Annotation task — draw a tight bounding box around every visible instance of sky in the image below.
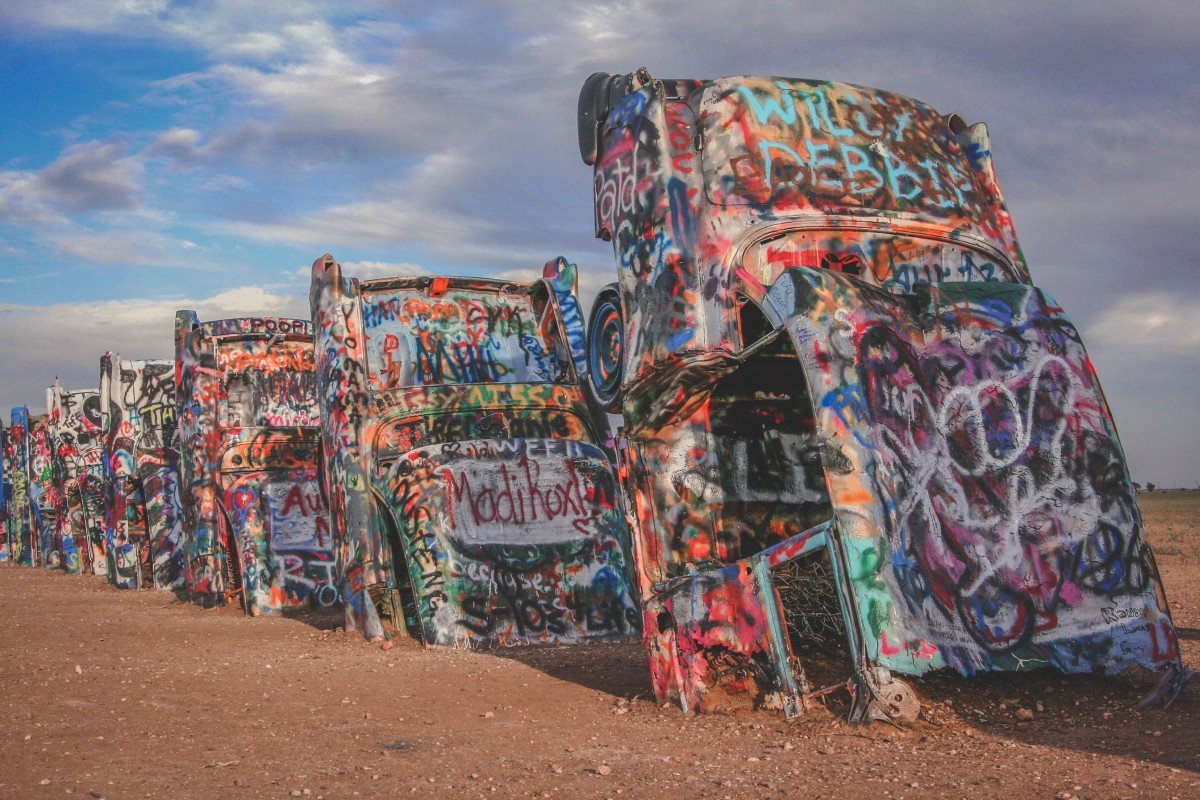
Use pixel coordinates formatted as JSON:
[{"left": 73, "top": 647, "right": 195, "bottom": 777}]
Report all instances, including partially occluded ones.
[{"left": 0, "top": 1, "right": 1196, "bottom": 488}]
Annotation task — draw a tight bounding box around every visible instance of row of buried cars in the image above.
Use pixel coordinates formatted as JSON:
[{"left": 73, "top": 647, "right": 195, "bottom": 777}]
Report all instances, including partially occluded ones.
[
  {"left": 1, "top": 261, "right": 634, "bottom": 644},
  {"left": 0, "top": 71, "right": 1191, "bottom": 722}
]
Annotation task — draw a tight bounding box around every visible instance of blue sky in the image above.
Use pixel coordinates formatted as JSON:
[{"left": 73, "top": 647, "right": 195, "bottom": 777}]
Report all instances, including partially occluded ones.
[{"left": 0, "top": 1, "right": 1197, "bottom": 487}]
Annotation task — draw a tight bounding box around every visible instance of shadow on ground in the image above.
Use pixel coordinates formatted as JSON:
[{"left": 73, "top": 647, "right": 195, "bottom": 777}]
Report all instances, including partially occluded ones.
[
  {"left": 911, "top": 665, "right": 1199, "bottom": 773},
  {"left": 487, "top": 638, "right": 653, "bottom": 699}
]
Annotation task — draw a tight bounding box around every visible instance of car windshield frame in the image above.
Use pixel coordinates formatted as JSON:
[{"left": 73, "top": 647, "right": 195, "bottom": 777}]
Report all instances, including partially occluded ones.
[{"left": 357, "top": 279, "right": 577, "bottom": 392}]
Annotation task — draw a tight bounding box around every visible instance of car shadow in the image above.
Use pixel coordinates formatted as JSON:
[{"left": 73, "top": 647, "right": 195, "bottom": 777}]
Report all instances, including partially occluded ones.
[
  {"left": 911, "top": 664, "right": 1199, "bottom": 773},
  {"left": 487, "top": 638, "right": 653, "bottom": 700}
]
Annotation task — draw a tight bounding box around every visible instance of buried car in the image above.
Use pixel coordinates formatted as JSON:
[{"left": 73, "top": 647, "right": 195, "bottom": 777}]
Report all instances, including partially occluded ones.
[
  {"left": 577, "top": 70, "right": 1189, "bottom": 721},
  {"left": 310, "top": 254, "right": 638, "bottom": 647},
  {"left": 3, "top": 408, "right": 34, "bottom": 566},
  {"left": 48, "top": 382, "right": 106, "bottom": 575},
  {"left": 0, "top": 420, "right": 6, "bottom": 562},
  {"left": 27, "top": 412, "right": 59, "bottom": 569},
  {"left": 99, "top": 354, "right": 186, "bottom": 590},
  {"left": 175, "top": 313, "right": 335, "bottom": 615}
]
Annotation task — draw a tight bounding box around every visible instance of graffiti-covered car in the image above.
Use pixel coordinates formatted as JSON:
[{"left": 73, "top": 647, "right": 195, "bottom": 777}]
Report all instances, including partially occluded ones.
[
  {"left": 175, "top": 313, "right": 335, "bottom": 616},
  {"left": 310, "top": 254, "right": 638, "bottom": 647},
  {"left": 3, "top": 409, "right": 34, "bottom": 565},
  {"left": 99, "top": 354, "right": 186, "bottom": 590},
  {"left": 48, "top": 382, "right": 106, "bottom": 574},
  {"left": 27, "top": 413, "right": 59, "bottom": 568},
  {"left": 0, "top": 419, "right": 7, "bottom": 562},
  {"left": 577, "top": 70, "right": 1188, "bottom": 720}
]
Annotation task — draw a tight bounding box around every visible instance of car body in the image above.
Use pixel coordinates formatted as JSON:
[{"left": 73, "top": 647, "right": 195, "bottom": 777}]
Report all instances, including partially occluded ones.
[
  {"left": 99, "top": 354, "right": 186, "bottom": 590},
  {"left": 3, "top": 408, "right": 34, "bottom": 566},
  {"left": 578, "top": 70, "right": 1186, "bottom": 720},
  {"left": 47, "top": 383, "right": 106, "bottom": 575},
  {"left": 175, "top": 313, "right": 334, "bottom": 615},
  {"left": 310, "top": 254, "right": 638, "bottom": 647},
  {"left": 0, "top": 420, "right": 7, "bottom": 562},
  {"left": 27, "top": 413, "right": 59, "bottom": 568}
]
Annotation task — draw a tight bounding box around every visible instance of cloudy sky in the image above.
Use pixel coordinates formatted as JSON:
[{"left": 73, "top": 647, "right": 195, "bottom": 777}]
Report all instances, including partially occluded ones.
[{"left": 0, "top": 1, "right": 1196, "bottom": 487}]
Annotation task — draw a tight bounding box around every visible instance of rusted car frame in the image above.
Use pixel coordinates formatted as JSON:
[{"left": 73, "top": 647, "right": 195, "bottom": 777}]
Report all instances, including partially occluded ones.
[
  {"left": 310, "top": 254, "right": 638, "bottom": 647},
  {"left": 578, "top": 70, "right": 1189, "bottom": 720},
  {"left": 175, "top": 313, "right": 334, "bottom": 615}
]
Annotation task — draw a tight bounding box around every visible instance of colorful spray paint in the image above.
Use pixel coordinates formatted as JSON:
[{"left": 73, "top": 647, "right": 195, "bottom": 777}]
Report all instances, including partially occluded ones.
[
  {"left": 47, "top": 382, "right": 106, "bottom": 575},
  {"left": 764, "top": 272, "right": 1177, "bottom": 678},
  {"left": 577, "top": 70, "right": 1187, "bottom": 720},
  {"left": 27, "top": 414, "right": 60, "bottom": 568},
  {"left": 175, "top": 313, "right": 333, "bottom": 616},
  {"left": 310, "top": 255, "right": 637, "bottom": 647},
  {"left": 99, "top": 354, "right": 185, "bottom": 590},
  {"left": 5, "top": 408, "right": 35, "bottom": 566},
  {"left": 0, "top": 420, "right": 7, "bottom": 562}
]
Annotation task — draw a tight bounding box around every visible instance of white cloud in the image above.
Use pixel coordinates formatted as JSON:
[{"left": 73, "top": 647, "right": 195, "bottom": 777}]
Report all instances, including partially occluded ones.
[
  {"left": 340, "top": 260, "right": 430, "bottom": 278},
  {"left": 495, "top": 262, "right": 613, "bottom": 314},
  {"left": 145, "top": 127, "right": 204, "bottom": 162},
  {"left": 0, "top": 141, "right": 142, "bottom": 220},
  {"left": 1, "top": 0, "right": 1198, "bottom": 484},
  {"left": 224, "top": 191, "right": 492, "bottom": 250},
  {"left": 52, "top": 228, "right": 167, "bottom": 265},
  {"left": 0, "top": 283, "right": 308, "bottom": 412},
  {"left": 1087, "top": 293, "right": 1200, "bottom": 359},
  {"left": 0, "top": 0, "right": 171, "bottom": 34},
  {"left": 294, "top": 259, "right": 430, "bottom": 279},
  {"left": 1083, "top": 293, "right": 1200, "bottom": 488}
]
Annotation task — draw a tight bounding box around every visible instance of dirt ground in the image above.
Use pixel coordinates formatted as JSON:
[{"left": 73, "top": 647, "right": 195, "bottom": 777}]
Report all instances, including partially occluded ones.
[{"left": 1, "top": 492, "right": 1196, "bottom": 800}]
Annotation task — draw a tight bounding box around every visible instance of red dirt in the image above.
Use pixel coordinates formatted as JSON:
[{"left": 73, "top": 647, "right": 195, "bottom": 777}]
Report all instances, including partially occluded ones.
[{"left": 0, "top": 491, "right": 1196, "bottom": 800}]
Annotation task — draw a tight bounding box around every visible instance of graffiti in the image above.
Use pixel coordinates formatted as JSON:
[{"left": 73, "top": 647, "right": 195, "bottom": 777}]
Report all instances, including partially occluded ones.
[
  {"left": 542, "top": 257, "right": 589, "bottom": 376},
  {"left": 48, "top": 384, "right": 106, "bottom": 575},
  {"left": 99, "top": 354, "right": 185, "bottom": 590},
  {"left": 310, "top": 256, "right": 635, "bottom": 647},
  {"left": 27, "top": 414, "right": 60, "bottom": 568},
  {"left": 3, "top": 409, "right": 34, "bottom": 565},
  {"left": 141, "top": 459, "right": 185, "bottom": 590},
  {"left": 265, "top": 481, "right": 329, "bottom": 549},
  {"left": 443, "top": 447, "right": 597, "bottom": 542},
  {"left": 738, "top": 229, "right": 1013, "bottom": 296},
  {"left": 386, "top": 438, "right": 636, "bottom": 646},
  {"left": 579, "top": 70, "right": 1184, "bottom": 720},
  {"left": 767, "top": 270, "right": 1178, "bottom": 677},
  {"left": 362, "top": 289, "right": 566, "bottom": 390},
  {"left": 176, "top": 311, "right": 332, "bottom": 616},
  {"left": 0, "top": 424, "right": 7, "bottom": 563},
  {"left": 585, "top": 73, "right": 1028, "bottom": 393},
  {"left": 218, "top": 339, "right": 319, "bottom": 429},
  {"left": 713, "top": 80, "right": 989, "bottom": 216},
  {"left": 218, "top": 466, "right": 337, "bottom": 613}
]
